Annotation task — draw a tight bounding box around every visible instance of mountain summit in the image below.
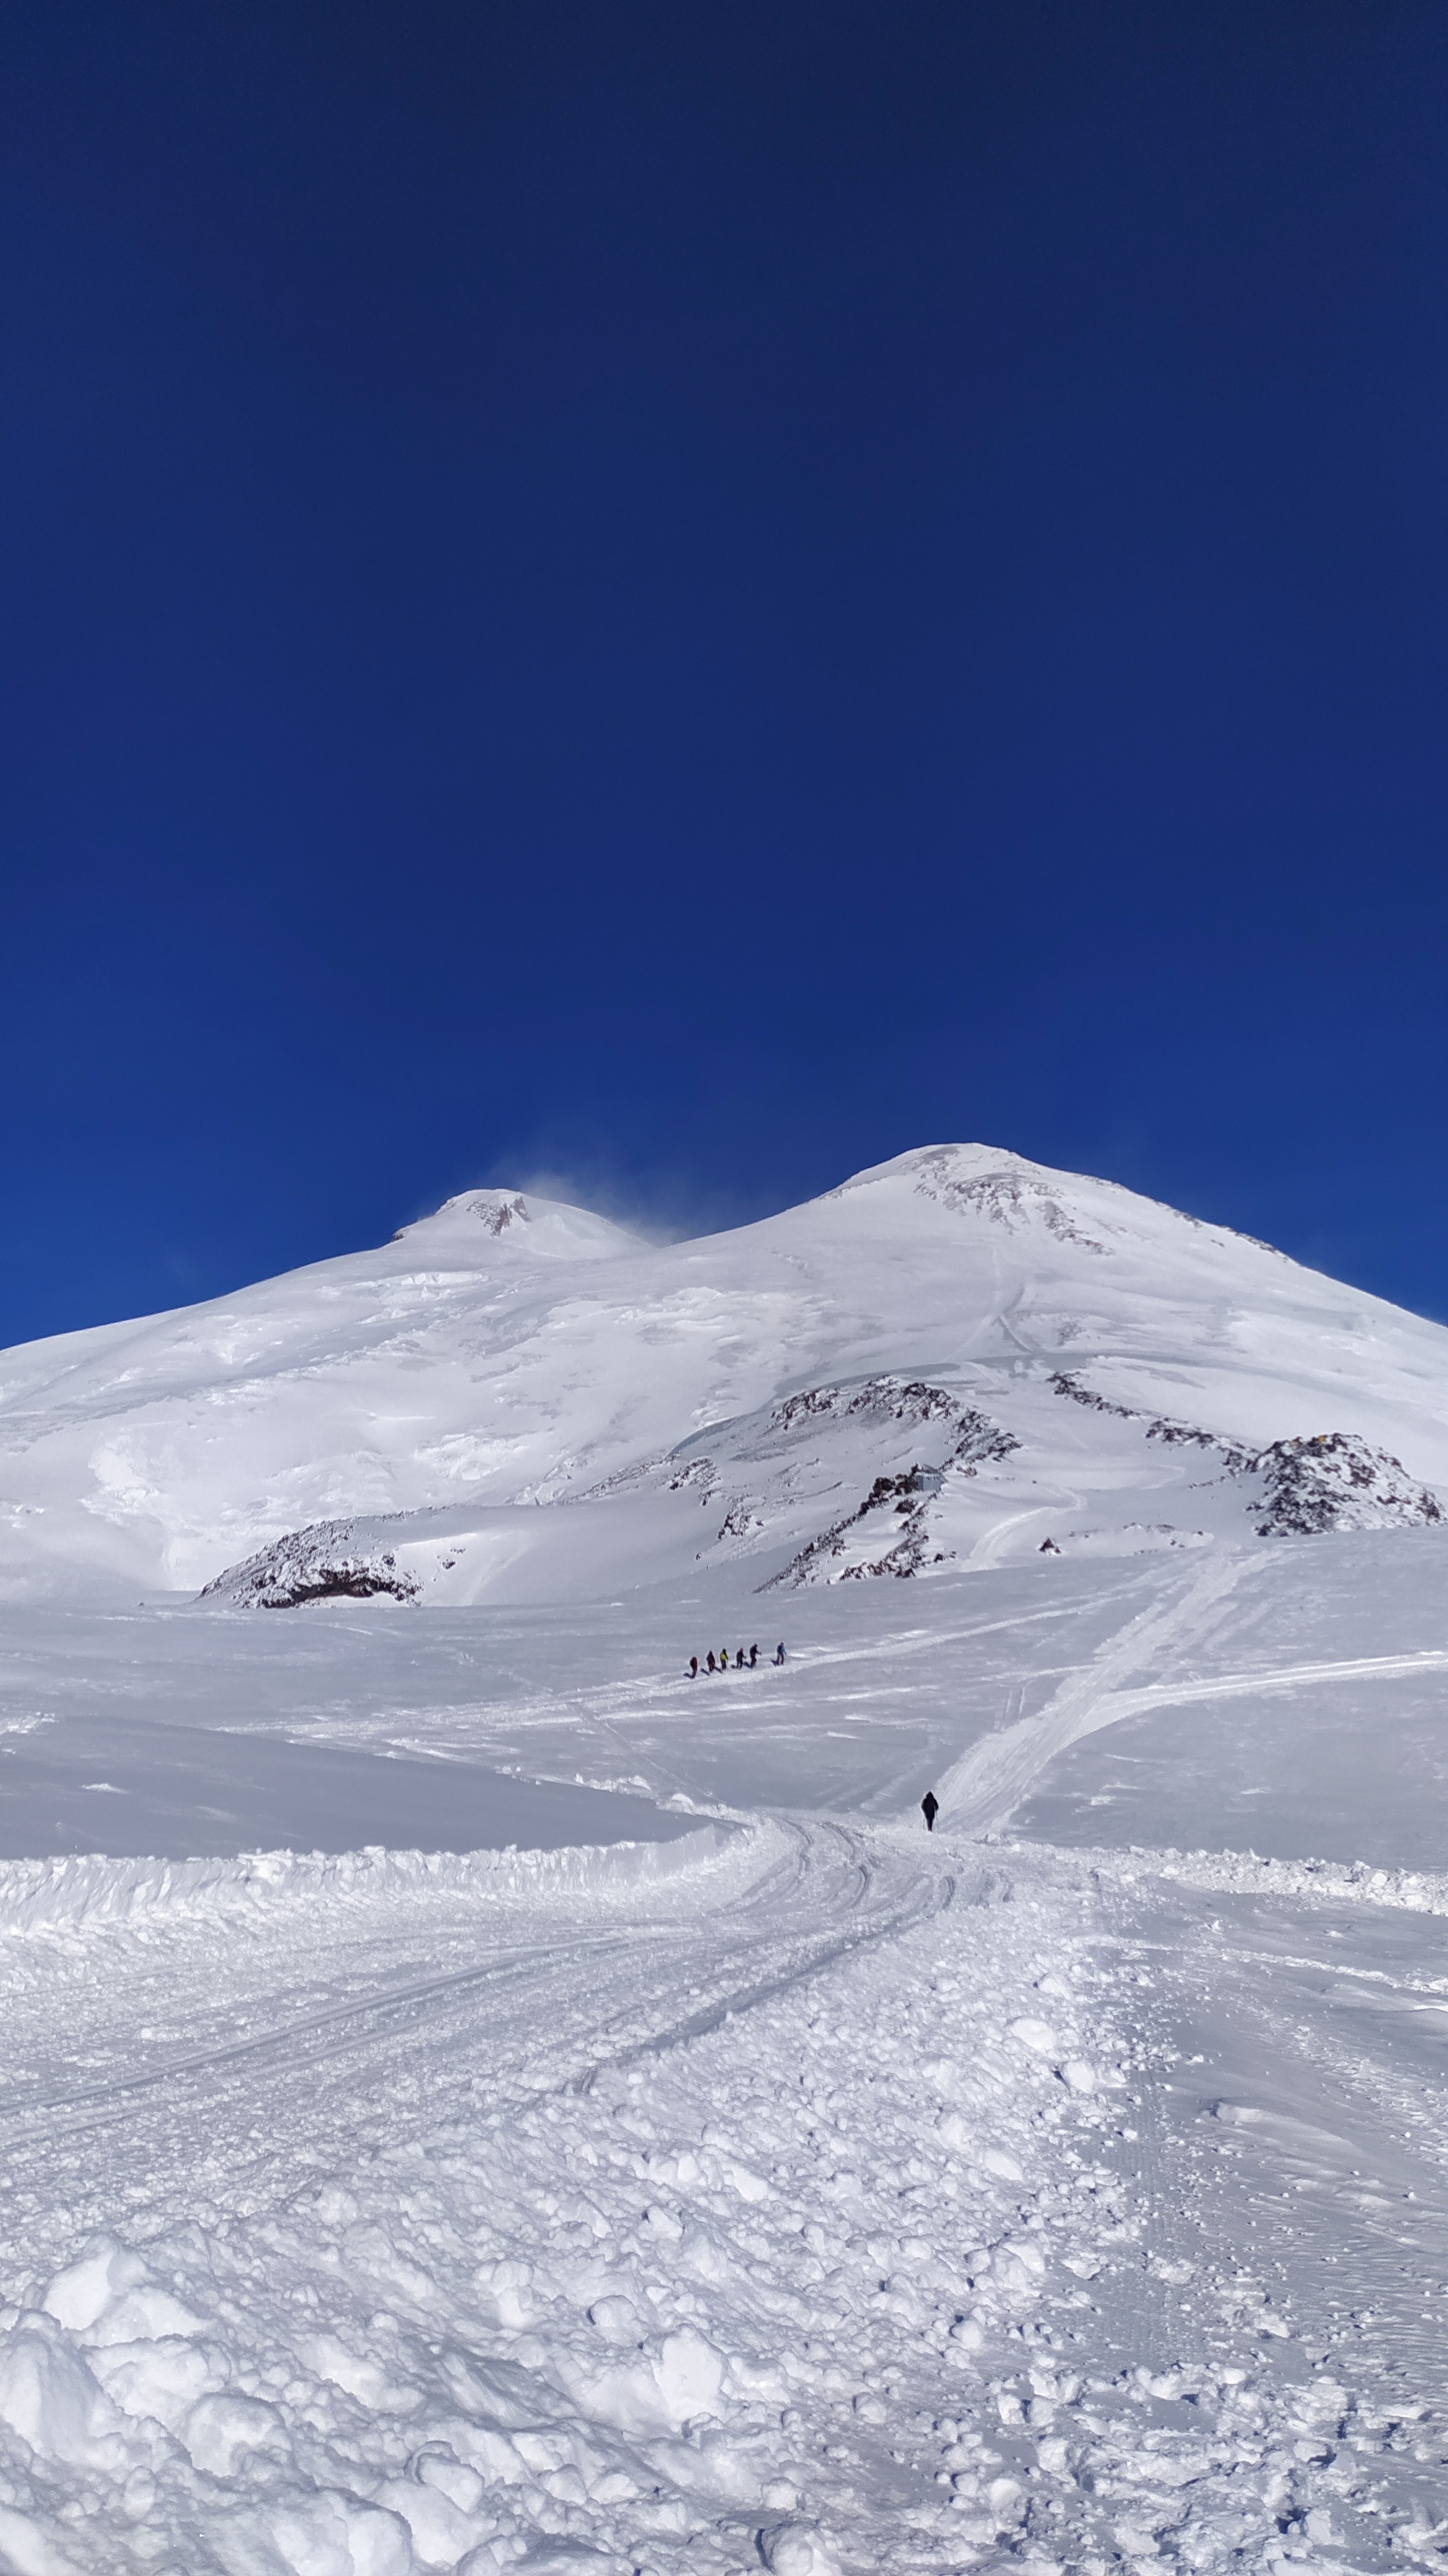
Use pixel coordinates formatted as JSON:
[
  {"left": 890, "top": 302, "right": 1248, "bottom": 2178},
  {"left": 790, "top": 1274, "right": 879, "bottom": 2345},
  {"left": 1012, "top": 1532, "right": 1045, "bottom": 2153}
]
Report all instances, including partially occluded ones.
[{"left": 1, "top": 1144, "right": 1444, "bottom": 1601}]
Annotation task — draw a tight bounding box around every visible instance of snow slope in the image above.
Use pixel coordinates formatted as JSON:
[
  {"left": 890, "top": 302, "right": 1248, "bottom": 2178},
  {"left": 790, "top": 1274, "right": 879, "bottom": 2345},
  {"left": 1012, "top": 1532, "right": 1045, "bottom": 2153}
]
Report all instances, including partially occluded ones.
[
  {"left": 3, "top": 1143, "right": 1447, "bottom": 1603},
  {"left": 2, "top": 1148, "right": 1448, "bottom": 2571}
]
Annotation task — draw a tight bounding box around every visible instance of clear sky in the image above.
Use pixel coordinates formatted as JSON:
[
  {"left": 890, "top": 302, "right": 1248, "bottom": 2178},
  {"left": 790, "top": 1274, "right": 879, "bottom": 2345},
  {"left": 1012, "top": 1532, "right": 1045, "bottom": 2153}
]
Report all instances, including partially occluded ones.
[{"left": 5, "top": 1, "right": 1448, "bottom": 1343}]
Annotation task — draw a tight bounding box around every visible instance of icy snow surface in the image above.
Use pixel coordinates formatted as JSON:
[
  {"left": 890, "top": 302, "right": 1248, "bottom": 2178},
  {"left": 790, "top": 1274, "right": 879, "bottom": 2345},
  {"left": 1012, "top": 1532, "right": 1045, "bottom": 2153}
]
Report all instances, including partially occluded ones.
[{"left": 1, "top": 1146, "right": 1447, "bottom": 2570}]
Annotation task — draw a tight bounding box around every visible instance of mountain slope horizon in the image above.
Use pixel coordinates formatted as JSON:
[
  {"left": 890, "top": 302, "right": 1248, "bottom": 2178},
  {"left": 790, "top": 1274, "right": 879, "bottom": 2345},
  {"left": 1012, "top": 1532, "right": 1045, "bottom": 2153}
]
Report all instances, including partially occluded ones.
[{"left": 2, "top": 1141, "right": 1445, "bottom": 1602}]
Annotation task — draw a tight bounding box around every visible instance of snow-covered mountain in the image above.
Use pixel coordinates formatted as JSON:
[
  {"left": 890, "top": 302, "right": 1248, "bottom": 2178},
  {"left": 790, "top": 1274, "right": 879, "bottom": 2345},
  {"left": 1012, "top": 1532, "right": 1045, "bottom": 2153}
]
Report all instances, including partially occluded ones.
[
  {"left": 2, "top": 1141, "right": 1445, "bottom": 1604},
  {"left": 7, "top": 1147, "right": 1448, "bottom": 2576}
]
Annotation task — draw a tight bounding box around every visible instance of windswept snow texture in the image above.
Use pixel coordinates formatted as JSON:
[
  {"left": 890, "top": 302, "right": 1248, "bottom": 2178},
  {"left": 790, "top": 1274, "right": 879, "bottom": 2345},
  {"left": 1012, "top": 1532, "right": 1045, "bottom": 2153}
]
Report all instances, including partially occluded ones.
[{"left": 2, "top": 1148, "right": 1448, "bottom": 2570}]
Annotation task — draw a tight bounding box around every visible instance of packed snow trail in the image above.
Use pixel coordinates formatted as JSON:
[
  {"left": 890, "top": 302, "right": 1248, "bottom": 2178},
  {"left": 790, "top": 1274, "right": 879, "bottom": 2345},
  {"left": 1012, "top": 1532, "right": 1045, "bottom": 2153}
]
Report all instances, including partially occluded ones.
[
  {"left": 0, "top": 1823, "right": 948, "bottom": 2230},
  {"left": 4, "top": 1810, "right": 1443, "bottom": 2573},
  {"left": 935, "top": 1553, "right": 1246, "bottom": 1834},
  {"left": 0, "top": 1820, "right": 1001, "bottom": 2574}
]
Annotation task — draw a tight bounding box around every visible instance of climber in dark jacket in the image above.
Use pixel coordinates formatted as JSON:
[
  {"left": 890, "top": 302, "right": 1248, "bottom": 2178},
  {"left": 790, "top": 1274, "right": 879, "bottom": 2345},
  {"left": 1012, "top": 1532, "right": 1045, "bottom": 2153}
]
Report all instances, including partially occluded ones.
[
  {"left": 706, "top": 1650, "right": 716, "bottom": 1672},
  {"left": 749, "top": 1643, "right": 758, "bottom": 1668},
  {"left": 689, "top": 1655, "right": 698, "bottom": 1678},
  {"left": 774, "top": 1642, "right": 786, "bottom": 1665},
  {"left": 921, "top": 1790, "right": 939, "bottom": 1832}
]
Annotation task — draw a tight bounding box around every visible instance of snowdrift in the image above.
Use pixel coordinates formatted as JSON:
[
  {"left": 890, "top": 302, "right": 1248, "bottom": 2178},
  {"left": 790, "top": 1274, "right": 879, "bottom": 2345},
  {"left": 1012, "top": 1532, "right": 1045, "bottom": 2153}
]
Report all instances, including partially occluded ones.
[{"left": 0, "top": 1819, "right": 746, "bottom": 1940}]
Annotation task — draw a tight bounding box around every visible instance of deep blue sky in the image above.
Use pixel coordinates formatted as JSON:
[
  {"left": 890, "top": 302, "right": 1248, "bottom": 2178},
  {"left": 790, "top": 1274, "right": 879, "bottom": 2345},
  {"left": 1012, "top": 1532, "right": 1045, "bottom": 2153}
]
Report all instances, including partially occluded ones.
[{"left": 5, "top": 1, "right": 1448, "bottom": 1341}]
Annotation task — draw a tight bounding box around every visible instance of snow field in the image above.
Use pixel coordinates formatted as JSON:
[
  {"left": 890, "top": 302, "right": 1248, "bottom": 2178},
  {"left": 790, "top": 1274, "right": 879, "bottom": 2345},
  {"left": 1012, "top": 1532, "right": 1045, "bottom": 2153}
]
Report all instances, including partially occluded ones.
[
  {"left": 3, "top": 1806, "right": 1441, "bottom": 2571},
  {"left": 1071, "top": 1861, "right": 1448, "bottom": 2570},
  {"left": 3, "top": 1148, "right": 1448, "bottom": 2568},
  {"left": 0, "top": 1823, "right": 1177, "bottom": 2573},
  {"left": 0, "top": 1818, "right": 1000, "bottom": 2571}
]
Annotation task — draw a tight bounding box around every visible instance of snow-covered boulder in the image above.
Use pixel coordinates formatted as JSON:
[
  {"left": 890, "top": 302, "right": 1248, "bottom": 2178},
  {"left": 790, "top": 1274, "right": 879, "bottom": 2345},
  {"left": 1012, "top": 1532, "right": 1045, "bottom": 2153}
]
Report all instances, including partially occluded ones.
[{"left": 200, "top": 1519, "right": 420, "bottom": 1607}]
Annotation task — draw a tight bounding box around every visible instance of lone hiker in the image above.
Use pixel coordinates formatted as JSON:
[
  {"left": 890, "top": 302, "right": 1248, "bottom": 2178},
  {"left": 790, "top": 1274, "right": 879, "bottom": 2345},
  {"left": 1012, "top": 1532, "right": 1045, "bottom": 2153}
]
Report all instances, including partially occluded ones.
[{"left": 921, "top": 1790, "right": 939, "bottom": 1832}]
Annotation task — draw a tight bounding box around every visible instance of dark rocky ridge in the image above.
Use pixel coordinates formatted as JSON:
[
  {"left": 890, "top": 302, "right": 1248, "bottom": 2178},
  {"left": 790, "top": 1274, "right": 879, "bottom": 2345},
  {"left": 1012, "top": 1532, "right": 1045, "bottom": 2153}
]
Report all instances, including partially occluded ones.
[{"left": 1049, "top": 1373, "right": 1441, "bottom": 1537}]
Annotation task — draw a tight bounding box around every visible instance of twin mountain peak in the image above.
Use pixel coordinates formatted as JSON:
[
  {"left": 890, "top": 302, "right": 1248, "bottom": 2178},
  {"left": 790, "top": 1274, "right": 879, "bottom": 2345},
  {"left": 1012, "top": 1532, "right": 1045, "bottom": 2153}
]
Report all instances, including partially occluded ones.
[{"left": 3, "top": 1144, "right": 1444, "bottom": 1604}]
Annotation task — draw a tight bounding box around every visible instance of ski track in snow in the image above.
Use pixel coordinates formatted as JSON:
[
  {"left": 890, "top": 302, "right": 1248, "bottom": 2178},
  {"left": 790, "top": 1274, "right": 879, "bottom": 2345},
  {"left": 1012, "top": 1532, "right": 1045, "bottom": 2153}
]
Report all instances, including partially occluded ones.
[{"left": 935, "top": 1555, "right": 1249, "bottom": 1834}]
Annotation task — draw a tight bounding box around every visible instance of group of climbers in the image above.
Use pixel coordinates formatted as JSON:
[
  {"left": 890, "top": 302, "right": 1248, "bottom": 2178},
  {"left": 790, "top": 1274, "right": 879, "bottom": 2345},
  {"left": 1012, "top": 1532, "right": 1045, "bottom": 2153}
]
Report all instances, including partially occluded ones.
[
  {"left": 680, "top": 1642, "right": 940, "bottom": 1831},
  {"left": 687, "top": 1642, "right": 786, "bottom": 1676}
]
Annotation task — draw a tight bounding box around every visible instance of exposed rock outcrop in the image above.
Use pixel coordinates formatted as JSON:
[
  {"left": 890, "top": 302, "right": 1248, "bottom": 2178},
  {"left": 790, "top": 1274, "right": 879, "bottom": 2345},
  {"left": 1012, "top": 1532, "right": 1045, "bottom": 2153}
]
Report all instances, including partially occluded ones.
[
  {"left": 1251, "top": 1433, "right": 1443, "bottom": 1537},
  {"left": 200, "top": 1521, "right": 420, "bottom": 1608}
]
